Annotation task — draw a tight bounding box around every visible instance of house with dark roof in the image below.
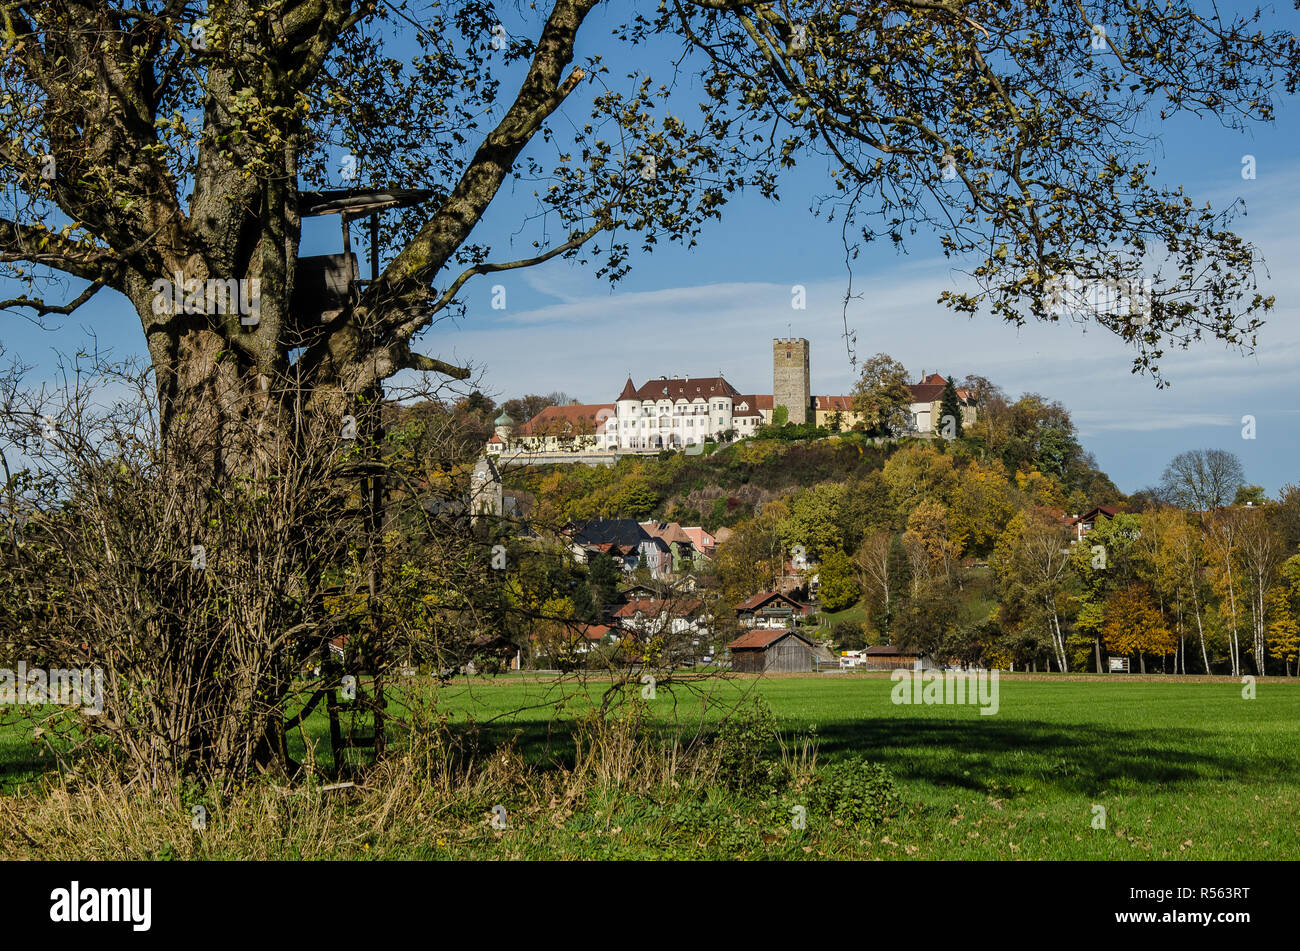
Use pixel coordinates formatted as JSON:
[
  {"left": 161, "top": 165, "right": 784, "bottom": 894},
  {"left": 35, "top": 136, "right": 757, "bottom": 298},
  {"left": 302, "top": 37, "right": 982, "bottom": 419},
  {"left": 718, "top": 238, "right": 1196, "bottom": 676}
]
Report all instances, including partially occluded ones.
[
  {"left": 1065, "top": 505, "right": 1120, "bottom": 541},
  {"left": 568, "top": 518, "right": 674, "bottom": 577},
  {"left": 619, "top": 582, "right": 661, "bottom": 602},
  {"left": 735, "top": 591, "right": 810, "bottom": 629}
]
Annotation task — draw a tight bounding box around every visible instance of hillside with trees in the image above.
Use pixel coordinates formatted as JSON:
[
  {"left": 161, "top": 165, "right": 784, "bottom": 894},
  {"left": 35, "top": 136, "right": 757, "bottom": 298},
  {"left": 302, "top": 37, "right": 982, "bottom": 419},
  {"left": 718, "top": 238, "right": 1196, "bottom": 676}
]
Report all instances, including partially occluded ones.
[{"left": 457, "top": 374, "right": 1300, "bottom": 678}]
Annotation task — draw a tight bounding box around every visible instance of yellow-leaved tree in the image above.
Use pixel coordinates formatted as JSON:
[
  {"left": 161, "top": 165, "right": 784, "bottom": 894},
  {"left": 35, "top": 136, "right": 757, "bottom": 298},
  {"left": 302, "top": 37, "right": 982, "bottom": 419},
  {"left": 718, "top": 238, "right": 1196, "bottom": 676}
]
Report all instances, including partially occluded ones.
[
  {"left": 1267, "top": 551, "right": 1300, "bottom": 676},
  {"left": 1102, "top": 584, "right": 1175, "bottom": 674}
]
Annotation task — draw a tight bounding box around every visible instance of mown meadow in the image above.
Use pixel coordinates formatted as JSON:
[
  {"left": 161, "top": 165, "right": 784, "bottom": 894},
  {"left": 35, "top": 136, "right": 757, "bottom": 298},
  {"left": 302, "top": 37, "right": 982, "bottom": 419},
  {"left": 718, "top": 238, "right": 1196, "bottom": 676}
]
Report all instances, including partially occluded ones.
[{"left": 3, "top": 674, "right": 1296, "bottom": 860}]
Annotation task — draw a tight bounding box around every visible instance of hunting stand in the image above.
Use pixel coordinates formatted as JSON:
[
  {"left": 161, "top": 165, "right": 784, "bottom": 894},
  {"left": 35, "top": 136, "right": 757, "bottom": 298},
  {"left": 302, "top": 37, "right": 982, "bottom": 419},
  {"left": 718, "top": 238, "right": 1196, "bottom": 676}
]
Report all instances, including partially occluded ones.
[{"left": 295, "top": 186, "right": 433, "bottom": 779}]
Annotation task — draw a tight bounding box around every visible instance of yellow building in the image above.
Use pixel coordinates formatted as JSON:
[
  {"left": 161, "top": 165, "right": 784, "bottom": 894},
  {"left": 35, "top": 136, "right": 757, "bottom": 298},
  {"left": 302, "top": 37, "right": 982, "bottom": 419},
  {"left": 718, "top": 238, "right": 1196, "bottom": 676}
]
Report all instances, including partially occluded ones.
[{"left": 812, "top": 375, "right": 976, "bottom": 434}]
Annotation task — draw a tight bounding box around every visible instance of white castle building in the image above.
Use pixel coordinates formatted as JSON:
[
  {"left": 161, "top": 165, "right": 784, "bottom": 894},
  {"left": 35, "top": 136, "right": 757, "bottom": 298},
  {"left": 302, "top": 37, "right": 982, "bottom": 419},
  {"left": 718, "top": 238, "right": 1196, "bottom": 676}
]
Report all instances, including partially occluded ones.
[
  {"left": 487, "top": 339, "right": 974, "bottom": 457},
  {"left": 487, "top": 375, "right": 768, "bottom": 454},
  {"left": 604, "top": 375, "right": 769, "bottom": 450}
]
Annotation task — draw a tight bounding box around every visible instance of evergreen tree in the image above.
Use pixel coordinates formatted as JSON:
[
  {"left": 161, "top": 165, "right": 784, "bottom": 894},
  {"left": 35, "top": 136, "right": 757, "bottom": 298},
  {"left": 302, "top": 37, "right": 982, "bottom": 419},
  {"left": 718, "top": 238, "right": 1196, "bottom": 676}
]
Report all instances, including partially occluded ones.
[
  {"left": 939, "top": 375, "right": 964, "bottom": 438},
  {"left": 873, "top": 534, "right": 912, "bottom": 637},
  {"left": 587, "top": 554, "right": 622, "bottom": 617}
]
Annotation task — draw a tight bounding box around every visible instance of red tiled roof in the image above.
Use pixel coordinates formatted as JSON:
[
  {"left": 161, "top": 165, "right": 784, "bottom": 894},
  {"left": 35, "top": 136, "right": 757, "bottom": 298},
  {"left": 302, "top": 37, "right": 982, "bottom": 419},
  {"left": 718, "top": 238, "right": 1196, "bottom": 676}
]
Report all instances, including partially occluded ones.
[
  {"left": 623, "top": 377, "right": 740, "bottom": 403},
  {"left": 613, "top": 597, "right": 704, "bottom": 618},
  {"left": 814, "top": 395, "right": 855, "bottom": 412},
  {"left": 640, "top": 520, "right": 694, "bottom": 545},
  {"left": 517, "top": 403, "right": 616, "bottom": 436},
  {"left": 680, "top": 527, "right": 714, "bottom": 551},
  {"left": 909, "top": 375, "right": 975, "bottom": 405},
  {"left": 731, "top": 394, "right": 767, "bottom": 418},
  {"left": 577, "top": 624, "right": 612, "bottom": 642},
  {"left": 727, "top": 628, "right": 812, "bottom": 650}
]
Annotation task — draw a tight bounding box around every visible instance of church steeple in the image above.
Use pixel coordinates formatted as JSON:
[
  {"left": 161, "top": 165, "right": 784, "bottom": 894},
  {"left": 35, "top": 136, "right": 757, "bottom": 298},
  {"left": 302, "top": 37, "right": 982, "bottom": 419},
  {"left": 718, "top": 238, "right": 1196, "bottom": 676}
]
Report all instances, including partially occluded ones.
[{"left": 492, "top": 409, "right": 514, "bottom": 445}]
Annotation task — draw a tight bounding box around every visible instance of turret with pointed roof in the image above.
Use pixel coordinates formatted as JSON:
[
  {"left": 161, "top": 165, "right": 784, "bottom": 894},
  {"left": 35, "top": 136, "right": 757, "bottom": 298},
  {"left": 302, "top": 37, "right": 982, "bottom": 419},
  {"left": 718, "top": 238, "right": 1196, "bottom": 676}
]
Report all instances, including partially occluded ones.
[
  {"left": 618, "top": 377, "right": 637, "bottom": 401},
  {"left": 492, "top": 409, "right": 515, "bottom": 448}
]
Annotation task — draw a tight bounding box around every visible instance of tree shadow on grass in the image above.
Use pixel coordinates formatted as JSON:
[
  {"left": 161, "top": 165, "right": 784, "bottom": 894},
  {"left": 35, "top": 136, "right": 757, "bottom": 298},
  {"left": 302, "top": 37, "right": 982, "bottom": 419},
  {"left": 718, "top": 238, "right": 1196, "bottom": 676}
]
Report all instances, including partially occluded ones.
[
  {"left": 446, "top": 711, "right": 1277, "bottom": 800},
  {"left": 809, "top": 717, "right": 1263, "bottom": 795}
]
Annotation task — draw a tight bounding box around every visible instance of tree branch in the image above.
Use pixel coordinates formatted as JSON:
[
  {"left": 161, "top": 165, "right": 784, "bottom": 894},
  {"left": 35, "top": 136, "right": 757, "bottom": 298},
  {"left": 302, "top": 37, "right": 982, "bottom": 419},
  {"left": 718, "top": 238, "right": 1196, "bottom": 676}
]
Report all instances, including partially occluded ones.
[
  {"left": 0, "top": 278, "right": 108, "bottom": 317},
  {"left": 360, "top": 0, "right": 598, "bottom": 339}
]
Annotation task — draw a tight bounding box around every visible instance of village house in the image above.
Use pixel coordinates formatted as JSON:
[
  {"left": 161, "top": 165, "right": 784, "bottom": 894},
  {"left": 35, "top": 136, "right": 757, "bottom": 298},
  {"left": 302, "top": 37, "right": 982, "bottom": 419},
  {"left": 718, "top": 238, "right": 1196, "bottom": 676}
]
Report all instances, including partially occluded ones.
[
  {"left": 488, "top": 402, "right": 616, "bottom": 454},
  {"left": 527, "top": 622, "right": 619, "bottom": 665},
  {"left": 812, "top": 374, "right": 978, "bottom": 435},
  {"left": 612, "top": 596, "right": 709, "bottom": 639},
  {"left": 619, "top": 582, "right": 661, "bottom": 603},
  {"left": 639, "top": 521, "right": 701, "bottom": 573},
  {"left": 680, "top": 526, "right": 718, "bottom": 559},
  {"left": 734, "top": 591, "right": 810, "bottom": 629},
  {"left": 575, "top": 623, "right": 618, "bottom": 652},
  {"left": 566, "top": 518, "right": 663, "bottom": 574},
  {"left": 1065, "top": 505, "right": 1120, "bottom": 541},
  {"left": 567, "top": 519, "right": 710, "bottom": 580}
]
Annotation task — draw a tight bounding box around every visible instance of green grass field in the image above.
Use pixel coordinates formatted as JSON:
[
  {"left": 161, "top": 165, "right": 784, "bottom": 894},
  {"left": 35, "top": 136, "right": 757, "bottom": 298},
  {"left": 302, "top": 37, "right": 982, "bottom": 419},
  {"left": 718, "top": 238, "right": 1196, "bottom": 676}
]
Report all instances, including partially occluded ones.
[
  {"left": 409, "top": 674, "right": 1300, "bottom": 858},
  {"left": 4, "top": 673, "right": 1298, "bottom": 859}
]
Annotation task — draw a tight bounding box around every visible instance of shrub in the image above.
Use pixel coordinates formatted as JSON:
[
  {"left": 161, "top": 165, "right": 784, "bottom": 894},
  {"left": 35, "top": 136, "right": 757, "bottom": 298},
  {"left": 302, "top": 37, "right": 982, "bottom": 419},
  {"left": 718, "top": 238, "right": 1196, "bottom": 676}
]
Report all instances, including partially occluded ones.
[
  {"left": 832, "top": 621, "right": 867, "bottom": 651},
  {"left": 713, "top": 697, "right": 788, "bottom": 794},
  {"left": 807, "top": 756, "right": 899, "bottom": 826}
]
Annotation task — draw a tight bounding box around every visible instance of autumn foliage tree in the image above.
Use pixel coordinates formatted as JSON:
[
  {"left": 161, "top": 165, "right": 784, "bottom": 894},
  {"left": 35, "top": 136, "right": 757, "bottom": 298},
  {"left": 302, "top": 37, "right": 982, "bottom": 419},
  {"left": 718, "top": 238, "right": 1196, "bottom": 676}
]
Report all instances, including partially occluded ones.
[{"left": 1103, "top": 584, "right": 1175, "bottom": 674}]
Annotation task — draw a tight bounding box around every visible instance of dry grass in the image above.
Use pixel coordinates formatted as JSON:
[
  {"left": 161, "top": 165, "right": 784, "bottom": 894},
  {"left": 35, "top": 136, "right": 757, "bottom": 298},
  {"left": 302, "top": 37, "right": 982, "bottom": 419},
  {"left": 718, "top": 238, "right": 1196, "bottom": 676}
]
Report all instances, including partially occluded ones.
[{"left": 0, "top": 700, "right": 739, "bottom": 860}]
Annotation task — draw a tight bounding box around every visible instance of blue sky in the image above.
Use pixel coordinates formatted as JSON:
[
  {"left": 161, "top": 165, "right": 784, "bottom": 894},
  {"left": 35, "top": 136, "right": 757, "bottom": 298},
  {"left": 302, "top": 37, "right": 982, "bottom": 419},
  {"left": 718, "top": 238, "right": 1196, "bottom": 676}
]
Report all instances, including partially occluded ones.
[{"left": 3, "top": 3, "right": 1299, "bottom": 496}]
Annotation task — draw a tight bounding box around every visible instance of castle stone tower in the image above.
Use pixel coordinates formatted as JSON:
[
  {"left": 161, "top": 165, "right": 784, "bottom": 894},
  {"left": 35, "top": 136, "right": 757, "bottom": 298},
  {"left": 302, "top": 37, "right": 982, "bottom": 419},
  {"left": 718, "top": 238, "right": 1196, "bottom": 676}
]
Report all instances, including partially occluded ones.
[{"left": 773, "top": 337, "right": 811, "bottom": 424}]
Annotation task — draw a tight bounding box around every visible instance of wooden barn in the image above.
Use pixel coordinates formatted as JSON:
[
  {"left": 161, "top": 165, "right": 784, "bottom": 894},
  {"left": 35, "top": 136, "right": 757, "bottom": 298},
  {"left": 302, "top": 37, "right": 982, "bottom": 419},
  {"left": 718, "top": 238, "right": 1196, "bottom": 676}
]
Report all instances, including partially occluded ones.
[
  {"left": 858, "top": 644, "right": 931, "bottom": 670},
  {"left": 727, "top": 628, "right": 816, "bottom": 673}
]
